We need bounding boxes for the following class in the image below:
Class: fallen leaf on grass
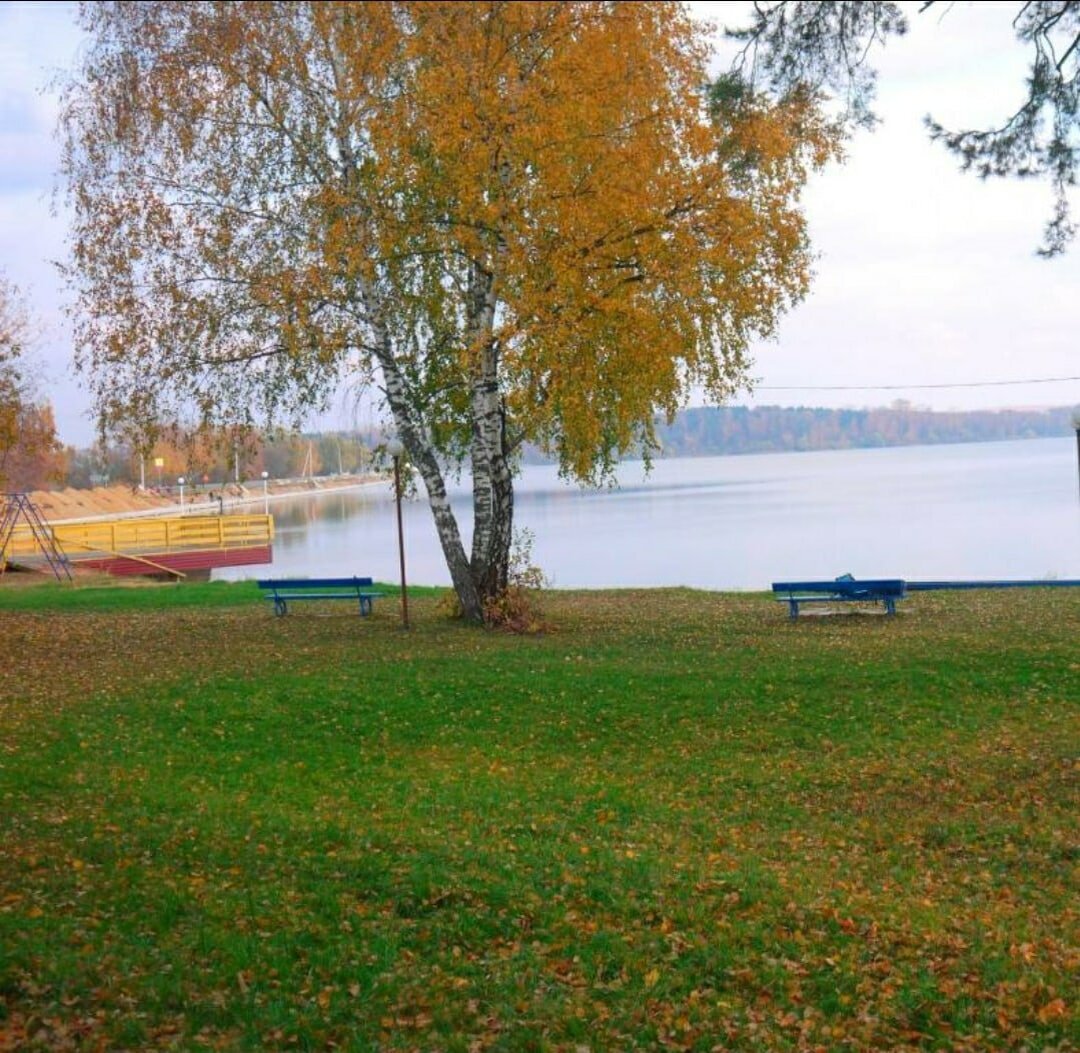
[1036,999,1066,1023]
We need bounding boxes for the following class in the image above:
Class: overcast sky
[1,0,1077,446]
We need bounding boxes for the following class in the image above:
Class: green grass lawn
[1,581,1076,1051]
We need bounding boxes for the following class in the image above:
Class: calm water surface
[216,438,1080,589]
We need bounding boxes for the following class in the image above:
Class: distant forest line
[47,404,1076,492]
[520,404,1076,463]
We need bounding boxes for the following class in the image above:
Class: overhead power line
[755,375,1080,392]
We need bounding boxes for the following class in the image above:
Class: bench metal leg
[885,597,896,616]
[359,597,371,616]
[787,598,799,620]
[274,598,287,616]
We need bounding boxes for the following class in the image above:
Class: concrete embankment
[27,474,385,525]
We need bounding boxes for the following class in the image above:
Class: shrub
[482,530,550,634]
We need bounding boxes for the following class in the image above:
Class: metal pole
[1075,422,1080,500]
[1071,410,1080,500]
[393,454,409,630]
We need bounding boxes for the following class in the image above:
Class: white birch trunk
[466,263,513,599]
[362,283,484,622]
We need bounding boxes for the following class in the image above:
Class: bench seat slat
[262,592,384,601]
[774,595,865,603]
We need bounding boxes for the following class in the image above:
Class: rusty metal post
[1074,410,1080,500]
[387,440,410,630]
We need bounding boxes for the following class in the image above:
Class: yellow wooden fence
[4,514,274,561]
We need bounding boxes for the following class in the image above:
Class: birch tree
[61,1,837,621]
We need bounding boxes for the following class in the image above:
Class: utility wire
[755,375,1080,392]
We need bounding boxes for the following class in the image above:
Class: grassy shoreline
[1,582,1076,1051]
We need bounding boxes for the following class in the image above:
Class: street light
[386,438,409,630]
[261,470,269,516]
[178,476,186,510]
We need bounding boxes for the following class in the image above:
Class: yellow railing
[4,514,274,561]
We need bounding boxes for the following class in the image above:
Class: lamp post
[261,470,269,516]
[1072,408,1080,500]
[386,438,409,630]
[178,476,186,510]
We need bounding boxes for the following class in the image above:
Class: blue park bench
[771,577,907,620]
[257,577,384,617]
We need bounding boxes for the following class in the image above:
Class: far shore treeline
[533,402,1077,462]
[19,403,1076,493]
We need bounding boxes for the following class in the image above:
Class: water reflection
[270,488,385,538]
[216,438,1080,589]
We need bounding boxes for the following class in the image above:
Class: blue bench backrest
[257,577,374,590]
[772,579,906,597]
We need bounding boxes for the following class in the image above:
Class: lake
[216,437,1080,589]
